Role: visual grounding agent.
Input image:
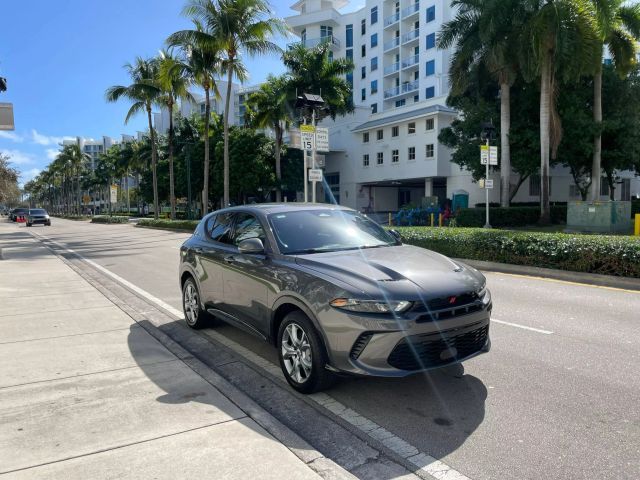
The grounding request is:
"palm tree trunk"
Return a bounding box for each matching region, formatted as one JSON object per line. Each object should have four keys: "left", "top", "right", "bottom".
{"left": 539, "top": 58, "right": 552, "bottom": 224}
{"left": 275, "top": 123, "right": 282, "bottom": 202}
{"left": 590, "top": 62, "right": 603, "bottom": 202}
{"left": 147, "top": 105, "right": 159, "bottom": 220}
{"left": 168, "top": 99, "right": 176, "bottom": 220}
{"left": 223, "top": 68, "right": 233, "bottom": 207}
{"left": 203, "top": 86, "right": 211, "bottom": 217}
{"left": 500, "top": 82, "right": 511, "bottom": 208}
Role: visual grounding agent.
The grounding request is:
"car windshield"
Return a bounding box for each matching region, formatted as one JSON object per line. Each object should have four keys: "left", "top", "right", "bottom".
{"left": 29, "top": 209, "right": 47, "bottom": 215}
{"left": 268, "top": 209, "right": 396, "bottom": 255}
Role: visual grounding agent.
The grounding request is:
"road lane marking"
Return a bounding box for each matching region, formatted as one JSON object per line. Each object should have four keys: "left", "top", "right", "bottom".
{"left": 487, "top": 271, "right": 640, "bottom": 294}
{"left": 491, "top": 318, "right": 553, "bottom": 335}
{"left": 30, "top": 230, "right": 473, "bottom": 480}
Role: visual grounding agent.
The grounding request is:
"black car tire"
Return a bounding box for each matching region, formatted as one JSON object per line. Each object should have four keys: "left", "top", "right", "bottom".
{"left": 182, "top": 277, "right": 211, "bottom": 329}
{"left": 46, "top": 222, "right": 51, "bottom": 226}
{"left": 26, "top": 223, "right": 32, "bottom": 227}
{"left": 277, "top": 311, "right": 335, "bottom": 394}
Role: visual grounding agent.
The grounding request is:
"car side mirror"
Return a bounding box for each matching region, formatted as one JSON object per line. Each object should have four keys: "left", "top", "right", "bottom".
{"left": 237, "top": 237, "right": 265, "bottom": 254}
{"left": 388, "top": 229, "right": 402, "bottom": 244}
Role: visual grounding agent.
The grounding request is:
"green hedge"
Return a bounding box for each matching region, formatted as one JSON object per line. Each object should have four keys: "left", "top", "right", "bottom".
{"left": 136, "top": 219, "right": 199, "bottom": 232}
{"left": 53, "top": 215, "right": 91, "bottom": 221}
{"left": 397, "top": 227, "right": 640, "bottom": 278}
{"left": 91, "top": 215, "right": 129, "bottom": 224}
{"left": 456, "top": 206, "right": 567, "bottom": 227}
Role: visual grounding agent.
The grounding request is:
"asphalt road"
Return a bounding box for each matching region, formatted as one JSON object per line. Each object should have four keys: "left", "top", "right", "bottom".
{"left": 19, "top": 218, "right": 640, "bottom": 480}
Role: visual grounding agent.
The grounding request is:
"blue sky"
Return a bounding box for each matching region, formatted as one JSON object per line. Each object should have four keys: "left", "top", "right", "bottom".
{"left": 0, "top": 0, "right": 363, "bottom": 186}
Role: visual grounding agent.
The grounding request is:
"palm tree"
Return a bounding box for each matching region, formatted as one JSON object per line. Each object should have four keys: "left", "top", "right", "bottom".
{"left": 167, "top": 21, "right": 222, "bottom": 216}
{"left": 172, "top": 0, "right": 286, "bottom": 207}
{"left": 438, "top": 0, "right": 526, "bottom": 207}
{"left": 520, "top": 0, "right": 599, "bottom": 223}
{"left": 105, "top": 57, "right": 162, "bottom": 219}
{"left": 244, "top": 74, "right": 292, "bottom": 202}
{"left": 60, "top": 143, "right": 90, "bottom": 214}
{"left": 158, "top": 49, "right": 195, "bottom": 219}
{"left": 283, "top": 42, "right": 355, "bottom": 121}
{"left": 589, "top": 0, "right": 640, "bottom": 201}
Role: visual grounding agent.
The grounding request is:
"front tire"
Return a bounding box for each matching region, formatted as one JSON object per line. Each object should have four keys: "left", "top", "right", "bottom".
{"left": 182, "top": 277, "right": 210, "bottom": 329}
{"left": 26, "top": 223, "right": 32, "bottom": 227}
{"left": 277, "top": 311, "right": 334, "bottom": 394}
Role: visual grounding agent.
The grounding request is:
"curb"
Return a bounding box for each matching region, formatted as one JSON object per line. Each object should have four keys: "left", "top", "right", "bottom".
{"left": 134, "top": 224, "right": 196, "bottom": 233}
{"left": 457, "top": 258, "right": 640, "bottom": 291}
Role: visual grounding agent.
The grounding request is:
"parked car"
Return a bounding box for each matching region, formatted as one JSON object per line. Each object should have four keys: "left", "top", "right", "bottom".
{"left": 10, "top": 208, "right": 29, "bottom": 222}
{"left": 178, "top": 204, "right": 491, "bottom": 393}
{"left": 26, "top": 208, "right": 51, "bottom": 227}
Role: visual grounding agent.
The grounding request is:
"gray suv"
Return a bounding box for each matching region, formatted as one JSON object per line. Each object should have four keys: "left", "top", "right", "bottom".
{"left": 179, "top": 204, "right": 491, "bottom": 393}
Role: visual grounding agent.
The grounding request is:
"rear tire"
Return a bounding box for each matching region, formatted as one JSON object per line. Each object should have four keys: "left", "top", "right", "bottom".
{"left": 182, "top": 277, "right": 211, "bottom": 329}
{"left": 277, "top": 311, "right": 334, "bottom": 394}
{"left": 26, "top": 223, "right": 32, "bottom": 227}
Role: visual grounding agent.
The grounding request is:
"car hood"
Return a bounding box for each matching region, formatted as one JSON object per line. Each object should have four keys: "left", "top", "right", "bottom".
{"left": 294, "top": 245, "right": 484, "bottom": 299}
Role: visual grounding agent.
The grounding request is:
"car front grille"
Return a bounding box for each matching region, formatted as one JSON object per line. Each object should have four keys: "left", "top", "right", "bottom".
{"left": 387, "top": 324, "right": 489, "bottom": 371}
{"left": 412, "top": 291, "right": 486, "bottom": 323}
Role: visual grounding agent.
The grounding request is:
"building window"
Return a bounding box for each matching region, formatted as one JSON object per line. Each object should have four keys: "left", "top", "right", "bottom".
{"left": 426, "top": 60, "right": 435, "bottom": 76}
{"left": 361, "top": 66, "right": 366, "bottom": 79}
{"left": 371, "top": 6, "right": 378, "bottom": 24}
{"left": 425, "top": 86, "right": 435, "bottom": 99}
{"left": 426, "top": 5, "right": 435, "bottom": 22}
{"left": 363, "top": 132, "right": 369, "bottom": 143}
{"left": 392, "top": 149, "right": 399, "bottom": 163}
{"left": 371, "top": 103, "right": 378, "bottom": 114}
{"left": 320, "top": 25, "right": 333, "bottom": 38}
{"left": 529, "top": 175, "right": 541, "bottom": 196}
{"left": 408, "top": 146, "right": 416, "bottom": 161}
{"left": 426, "top": 118, "right": 434, "bottom": 130}
{"left": 414, "top": 94, "right": 419, "bottom": 102}
{"left": 301, "top": 29, "right": 306, "bottom": 44}
{"left": 426, "top": 144, "right": 434, "bottom": 158}
{"left": 371, "top": 57, "right": 378, "bottom": 71}
{"left": 363, "top": 154, "right": 370, "bottom": 166}
{"left": 361, "top": 18, "right": 366, "bottom": 35}
{"left": 408, "top": 122, "right": 416, "bottom": 134}
{"left": 426, "top": 33, "right": 436, "bottom": 49}
{"left": 361, "top": 45, "right": 366, "bottom": 57}
{"left": 328, "top": 51, "right": 333, "bottom": 62}
{"left": 361, "top": 88, "right": 366, "bottom": 101}
{"left": 395, "top": 99, "right": 406, "bottom": 107}
{"left": 346, "top": 24, "right": 353, "bottom": 48}
{"left": 377, "top": 152, "right": 384, "bottom": 165}
{"left": 371, "top": 80, "right": 378, "bottom": 94}
{"left": 371, "top": 33, "right": 378, "bottom": 48}
{"left": 377, "top": 129, "right": 384, "bottom": 140}
{"left": 392, "top": 126, "right": 399, "bottom": 137}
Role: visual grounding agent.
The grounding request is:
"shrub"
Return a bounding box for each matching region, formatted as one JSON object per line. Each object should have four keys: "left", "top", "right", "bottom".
{"left": 52, "top": 214, "right": 91, "bottom": 221}
{"left": 456, "top": 206, "right": 567, "bottom": 227}
{"left": 136, "top": 219, "right": 199, "bottom": 232}
{"left": 396, "top": 227, "right": 640, "bottom": 278}
{"left": 91, "top": 215, "right": 129, "bottom": 224}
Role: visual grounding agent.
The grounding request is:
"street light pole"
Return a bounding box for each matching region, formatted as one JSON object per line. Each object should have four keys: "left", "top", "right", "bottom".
{"left": 186, "top": 142, "right": 192, "bottom": 220}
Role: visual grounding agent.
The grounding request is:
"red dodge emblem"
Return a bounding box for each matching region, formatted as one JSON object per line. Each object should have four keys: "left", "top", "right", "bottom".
{"left": 448, "top": 296, "right": 457, "bottom": 304}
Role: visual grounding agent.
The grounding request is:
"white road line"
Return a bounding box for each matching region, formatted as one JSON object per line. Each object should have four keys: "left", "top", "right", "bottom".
{"left": 30, "top": 230, "right": 473, "bottom": 480}
{"left": 491, "top": 318, "right": 553, "bottom": 335}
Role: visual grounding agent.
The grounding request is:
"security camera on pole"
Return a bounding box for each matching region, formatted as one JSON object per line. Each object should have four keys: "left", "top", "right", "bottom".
{"left": 480, "top": 121, "right": 498, "bottom": 228}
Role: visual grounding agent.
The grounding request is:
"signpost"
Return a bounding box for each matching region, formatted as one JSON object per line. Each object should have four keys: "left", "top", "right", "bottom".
{"left": 480, "top": 141, "right": 498, "bottom": 228}
{"left": 308, "top": 169, "right": 323, "bottom": 182}
{"left": 484, "top": 179, "right": 494, "bottom": 189}
{"left": 315, "top": 127, "right": 329, "bottom": 152}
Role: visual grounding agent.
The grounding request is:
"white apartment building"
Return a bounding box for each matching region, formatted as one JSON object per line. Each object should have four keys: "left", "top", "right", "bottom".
{"left": 285, "top": 0, "right": 640, "bottom": 211}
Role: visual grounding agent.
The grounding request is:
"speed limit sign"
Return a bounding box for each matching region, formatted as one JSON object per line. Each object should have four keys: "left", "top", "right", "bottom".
{"left": 300, "top": 125, "right": 315, "bottom": 150}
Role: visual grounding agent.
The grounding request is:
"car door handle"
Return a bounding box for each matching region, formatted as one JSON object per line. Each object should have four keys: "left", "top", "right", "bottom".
{"left": 224, "top": 255, "right": 235, "bottom": 263}
{"left": 193, "top": 247, "right": 203, "bottom": 254}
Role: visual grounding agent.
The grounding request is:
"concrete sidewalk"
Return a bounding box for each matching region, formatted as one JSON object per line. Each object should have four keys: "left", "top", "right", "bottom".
{"left": 0, "top": 222, "right": 322, "bottom": 479}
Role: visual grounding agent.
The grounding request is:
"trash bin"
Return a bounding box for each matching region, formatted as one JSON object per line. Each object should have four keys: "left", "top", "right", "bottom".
{"left": 452, "top": 190, "right": 469, "bottom": 212}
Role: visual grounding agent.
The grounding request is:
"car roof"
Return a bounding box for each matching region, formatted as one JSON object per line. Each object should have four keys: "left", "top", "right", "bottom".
{"left": 212, "top": 203, "right": 354, "bottom": 216}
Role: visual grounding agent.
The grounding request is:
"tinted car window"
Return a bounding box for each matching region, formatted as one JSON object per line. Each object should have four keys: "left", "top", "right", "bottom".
{"left": 232, "top": 213, "right": 266, "bottom": 246}
{"left": 204, "top": 214, "right": 217, "bottom": 238}
{"left": 269, "top": 210, "right": 396, "bottom": 254}
{"left": 208, "top": 213, "right": 233, "bottom": 244}
{"left": 29, "top": 209, "right": 47, "bottom": 215}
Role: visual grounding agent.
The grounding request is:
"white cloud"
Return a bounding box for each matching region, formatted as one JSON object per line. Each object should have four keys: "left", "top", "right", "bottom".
{"left": 20, "top": 168, "right": 42, "bottom": 185}
{"left": 0, "top": 131, "right": 23, "bottom": 143}
{"left": 30, "top": 129, "right": 74, "bottom": 146}
{"left": 46, "top": 148, "right": 59, "bottom": 160}
{"left": 2, "top": 149, "right": 34, "bottom": 166}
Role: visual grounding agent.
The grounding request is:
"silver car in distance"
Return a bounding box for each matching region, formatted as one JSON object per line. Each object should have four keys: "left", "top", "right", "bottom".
{"left": 179, "top": 204, "right": 491, "bottom": 393}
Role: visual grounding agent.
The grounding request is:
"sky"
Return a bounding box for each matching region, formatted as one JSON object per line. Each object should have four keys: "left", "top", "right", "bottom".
{"left": 0, "top": 0, "right": 364, "bottom": 186}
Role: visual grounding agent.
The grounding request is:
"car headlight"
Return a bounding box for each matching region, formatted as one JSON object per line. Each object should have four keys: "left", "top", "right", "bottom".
{"left": 477, "top": 285, "right": 490, "bottom": 305}
{"left": 330, "top": 298, "right": 413, "bottom": 313}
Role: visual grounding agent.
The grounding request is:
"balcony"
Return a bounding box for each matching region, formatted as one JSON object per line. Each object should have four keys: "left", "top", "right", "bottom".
{"left": 384, "top": 12, "right": 400, "bottom": 28}
{"left": 383, "top": 36, "right": 400, "bottom": 52}
{"left": 401, "top": 28, "right": 420, "bottom": 45}
{"left": 384, "top": 62, "right": 400, "bottom": 76}
{"left": 288, "top": 35, "right": 340, "bottom": 50}
{"left": 401, "top": 2, "right": 420, "bottom": 19}
{"left": 383, "top": 80, "right": 419, "bottom": 99}
{"left": 401, "top": 54, "right": 419, "bottom": 69}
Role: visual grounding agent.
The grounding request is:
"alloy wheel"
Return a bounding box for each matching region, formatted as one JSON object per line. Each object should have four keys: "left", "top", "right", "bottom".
{"left": 183, "top": 282, "right": 199, "bottom": 325}
{"left": 281, "top": 322, "right": 312, "bottom": 383}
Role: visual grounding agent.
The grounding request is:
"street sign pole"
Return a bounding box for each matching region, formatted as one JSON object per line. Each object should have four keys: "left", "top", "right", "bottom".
{"left": 484, "top": 139, "right": 491, "bottom": 228}
{"left": 311, "top": 109, "right": 317, "bottom": 203}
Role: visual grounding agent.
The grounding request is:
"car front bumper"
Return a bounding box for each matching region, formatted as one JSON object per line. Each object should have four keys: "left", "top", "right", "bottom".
{"left": 318, "top": 296, "right": 492, "bottom": 377}
{"left": 28, "top": 217, "right": 50, "bottom": 224}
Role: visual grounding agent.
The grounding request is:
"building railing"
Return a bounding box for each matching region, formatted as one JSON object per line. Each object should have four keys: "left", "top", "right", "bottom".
{"left": 402, "top": 28, "right": 420, "bottom": 44}
{"left": 288, "top": 35, "right": 340, "bottom": 49}
{"left": 383, "top": 80, "right": 419, "bottom": 99}
{"left": 401, "top": 54, "right": 419, "bottom": 69}
{"left": 383, "top": 36, "right": 400, "bottom": 51}
{"left": 401, "top": 2, "right": 420, "bottom": 18}
{"left": 384, "top": 62, "right": 400, "bottom": 75}
{"left": 384, "top": 12, "right": 400, "bottom": 27}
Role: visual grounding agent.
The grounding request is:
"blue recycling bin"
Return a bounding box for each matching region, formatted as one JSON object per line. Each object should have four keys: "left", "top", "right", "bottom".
{"left": 452, "top": 190, "right": 469, "bottom": 212}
